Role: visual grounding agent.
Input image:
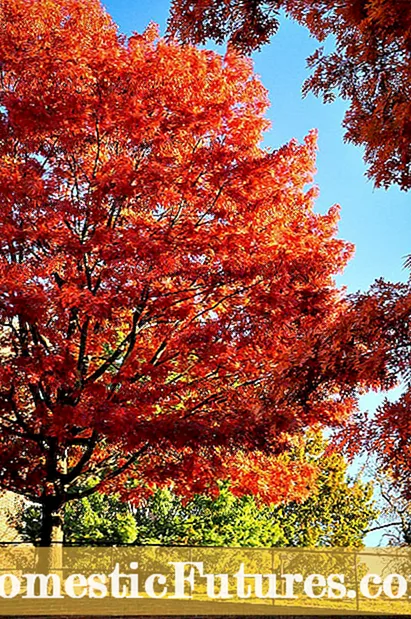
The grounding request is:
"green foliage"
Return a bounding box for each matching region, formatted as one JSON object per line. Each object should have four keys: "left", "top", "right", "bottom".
{"left": 64, "top": 492, "right": 138, "bottom": 544}
{"left": 271, "top": 432, "right": 377, "bottom": 546}
{"left": 15, "top": 492, "right": 138, "bottom": 545}
{"left": 133, "top": 484, "right": 284, "bottom": 547}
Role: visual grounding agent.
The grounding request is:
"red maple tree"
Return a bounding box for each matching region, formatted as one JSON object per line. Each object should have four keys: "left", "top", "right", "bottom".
{"left": 168, "top": 0, "right": 411, "bottom": 190}
{"left": 340, "top": 279, "right": 411, "bottom": 502}
{"left": 0, "top": 0, "right": 381, "bottom": 545}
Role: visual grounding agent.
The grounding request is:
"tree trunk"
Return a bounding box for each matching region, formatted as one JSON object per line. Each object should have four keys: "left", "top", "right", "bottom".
{"left": 37, "top": 499, "right": 65, "bottom": 579}
{"left": 40, "top": 499, "right": 64, "bottom": 547}
{"left": 40, "top": 451, "right": 67, "bottom": 547}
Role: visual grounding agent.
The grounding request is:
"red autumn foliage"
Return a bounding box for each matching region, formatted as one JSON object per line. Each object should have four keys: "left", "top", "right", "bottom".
{"left": 0, "top": 0, "right": 388, "bottom": 543}
{"left": 168, "top": 0, "right": 411, "bottom": 190}
{"left": 339, "top": 280, "right": 411, "bottom": 499}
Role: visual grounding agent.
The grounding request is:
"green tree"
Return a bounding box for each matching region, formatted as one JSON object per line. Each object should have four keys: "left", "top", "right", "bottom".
{"left": 273, "top": 432, "right": 377, "bottom": 546}
{"left": 133, "top": 484, "right": 285, "bottom": 547}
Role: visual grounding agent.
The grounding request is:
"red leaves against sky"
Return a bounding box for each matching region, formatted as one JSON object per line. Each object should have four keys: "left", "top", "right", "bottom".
{"left": 0, "top": 0, "right": 390, "bottom": 510}
{"left": 341, "top": 280, "right": 411, "bottom": 502}
{"left": 169, "top": 0, "right": 411, "bottom": 190}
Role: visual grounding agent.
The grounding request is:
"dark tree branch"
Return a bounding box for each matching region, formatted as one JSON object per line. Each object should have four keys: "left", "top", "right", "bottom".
{"left": 60, "top": 431, "right": 98, "bottom": 485}
{"left": 65, "top": 444, "right": 149, "bottom": 502}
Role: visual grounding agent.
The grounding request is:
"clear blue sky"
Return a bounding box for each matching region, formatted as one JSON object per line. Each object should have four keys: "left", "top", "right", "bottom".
{"left": 103, "top": 0, "right": 410, "bottom": 543}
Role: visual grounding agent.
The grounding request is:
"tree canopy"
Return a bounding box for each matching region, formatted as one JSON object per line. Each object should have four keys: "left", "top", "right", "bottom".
{"left": 0, "top": 0, "right": 395, "bottom": 545}
{"left": 168, "top": 0, "right": 411, "bottom": 190}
